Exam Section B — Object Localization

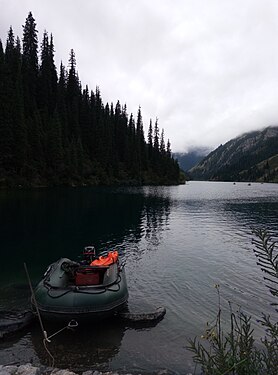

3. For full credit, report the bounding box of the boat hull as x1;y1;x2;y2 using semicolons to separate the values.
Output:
32;258;128;322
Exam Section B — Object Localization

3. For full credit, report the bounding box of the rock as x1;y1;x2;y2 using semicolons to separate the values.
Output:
157;370;168;375
82;371;93;375
0;366;138;375
52;370;76;375
0;370;12;375
16;364;39;375
0;310;34;338
118;307;166;322
1;366;18;375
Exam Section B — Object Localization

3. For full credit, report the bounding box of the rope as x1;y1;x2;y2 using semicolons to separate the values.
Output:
24;263;79;367
42;320;78;367
43;339;55;367
24;263;48;341
47;320;78;340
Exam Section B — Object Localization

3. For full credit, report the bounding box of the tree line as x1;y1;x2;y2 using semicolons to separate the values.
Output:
0;12;182;187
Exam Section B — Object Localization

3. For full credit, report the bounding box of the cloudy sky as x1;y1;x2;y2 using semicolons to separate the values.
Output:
1;0;278;152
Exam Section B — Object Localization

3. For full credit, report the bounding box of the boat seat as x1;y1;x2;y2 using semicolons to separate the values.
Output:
75;265;108;286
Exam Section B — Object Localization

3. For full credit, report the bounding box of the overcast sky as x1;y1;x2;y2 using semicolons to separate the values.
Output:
1;0;278;152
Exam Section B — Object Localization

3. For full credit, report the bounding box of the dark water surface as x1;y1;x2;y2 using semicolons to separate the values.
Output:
0;182;277;374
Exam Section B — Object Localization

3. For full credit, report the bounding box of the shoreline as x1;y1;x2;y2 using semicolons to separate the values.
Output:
0;364;193;375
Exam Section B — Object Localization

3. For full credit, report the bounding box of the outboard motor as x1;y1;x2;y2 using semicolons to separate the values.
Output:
82;246;96;264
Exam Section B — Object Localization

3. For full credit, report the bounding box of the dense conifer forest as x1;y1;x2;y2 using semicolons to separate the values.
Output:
0;12;182;187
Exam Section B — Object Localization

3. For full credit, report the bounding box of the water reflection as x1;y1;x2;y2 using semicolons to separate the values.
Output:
0;330;37;366
1;182;278;374
0;315;165;372
0;187;172;285
223;200;278;229
31;318;125;372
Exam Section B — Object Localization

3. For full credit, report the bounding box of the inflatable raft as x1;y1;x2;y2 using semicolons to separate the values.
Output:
32;250;128;322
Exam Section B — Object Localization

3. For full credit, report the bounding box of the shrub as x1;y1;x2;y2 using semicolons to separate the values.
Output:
187;229;278;375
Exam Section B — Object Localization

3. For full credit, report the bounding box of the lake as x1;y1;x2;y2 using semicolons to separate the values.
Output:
0;181;277;374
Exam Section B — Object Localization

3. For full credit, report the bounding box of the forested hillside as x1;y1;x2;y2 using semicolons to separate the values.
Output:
0;12;181;187
189;126;278;182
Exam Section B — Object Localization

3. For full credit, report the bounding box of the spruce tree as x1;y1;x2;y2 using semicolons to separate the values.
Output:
38;31;50;115
47;110;63;176
67;49;80;145
127;113;137;178
7;32;27;175
0;37;13;179
0;12;181;186
147;119;153;161
160;128;165;154
49;34;58;114
22;11;39;116
57;62;68;143
1;29;15;175
5;27;15;59
153;118;159;152
166;139;171;158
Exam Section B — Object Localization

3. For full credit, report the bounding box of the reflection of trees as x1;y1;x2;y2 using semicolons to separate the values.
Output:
117;187;172;261
142;196;170;244
0;187;172;283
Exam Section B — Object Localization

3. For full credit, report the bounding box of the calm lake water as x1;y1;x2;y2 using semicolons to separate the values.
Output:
0;181;277;374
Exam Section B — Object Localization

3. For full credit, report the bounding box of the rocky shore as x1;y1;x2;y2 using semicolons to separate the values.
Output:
0;365;127;375
0;365;193;375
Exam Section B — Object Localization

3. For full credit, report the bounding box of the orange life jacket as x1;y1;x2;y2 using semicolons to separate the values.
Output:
90;251;118;266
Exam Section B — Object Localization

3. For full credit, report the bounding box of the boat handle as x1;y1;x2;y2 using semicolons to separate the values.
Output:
68;320;78;328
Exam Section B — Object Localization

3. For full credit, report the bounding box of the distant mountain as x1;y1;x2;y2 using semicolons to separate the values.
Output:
189;126;278;182
174;147;210;171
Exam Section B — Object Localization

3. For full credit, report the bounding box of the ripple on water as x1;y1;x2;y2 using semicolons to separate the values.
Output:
0;182;278;374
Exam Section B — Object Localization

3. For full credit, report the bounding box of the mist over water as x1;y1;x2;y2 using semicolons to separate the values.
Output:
0;181;277;374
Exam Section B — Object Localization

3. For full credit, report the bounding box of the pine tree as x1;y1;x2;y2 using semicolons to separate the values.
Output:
22;11;39;116
114;100;128;166
147;119;153;159
67;49;80;142
160;128;165;154
0;12;181;186
0;29;15;175
46;110;63;175
38;30;50;122
0;37;14;179
49;34;58;114
153;118;159;152
127;113;137;177
80;85;93;157
166;139;171;158
93;86;105;159
57;62;68;143
38;31;51;115
135;106;147;180
8;33;27;175
5;27;15;59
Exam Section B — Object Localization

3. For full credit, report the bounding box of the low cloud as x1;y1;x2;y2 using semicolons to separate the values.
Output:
1;0;278;152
